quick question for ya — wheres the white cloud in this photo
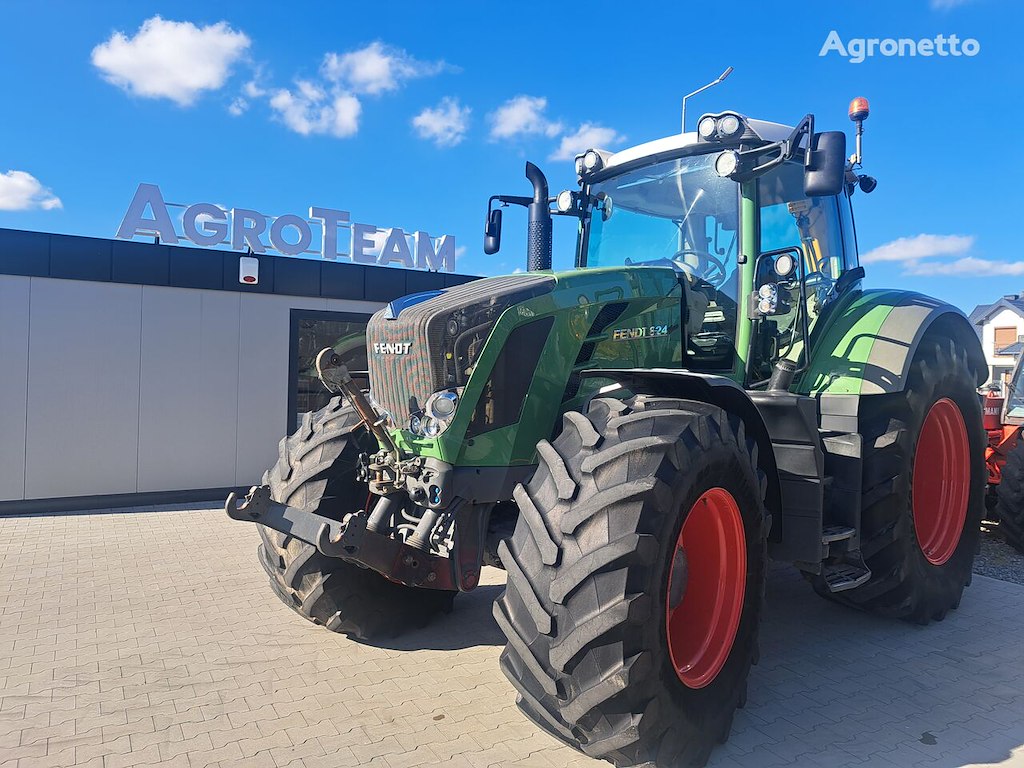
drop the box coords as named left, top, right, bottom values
left=228, top=78, right=268, bottom=116
left=91, top=16, right=250, bottom=106
left=489, top=96, right=563, bottom=140
left=242, top=80, right=265, bottom=99
left=906, top=257, right=1024, bottom=277
left=322, top=42, right=447, bottom=95
left=863, top=233, right=1024, bottom=277
left=550, top=123, right=626, bottom=161
left=412, top=97, right=470, bottom=147
left=0, top=170, right=62, bottom=211
left=269, top=81, right=361, bottom=138
left=860, top=233, right=974, bottom=264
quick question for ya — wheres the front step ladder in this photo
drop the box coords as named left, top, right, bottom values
left=822, top=563, right=871, bottom=592
left=820, top=528, right=870, bottom=592
left=822, top=525, right=856, bottom=545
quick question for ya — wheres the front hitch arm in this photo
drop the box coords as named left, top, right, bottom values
left=224, top=485, right=462, bottom=591
left=315, top=348, right=400, bottom=459
left=225, top=485, right=348, bottom=558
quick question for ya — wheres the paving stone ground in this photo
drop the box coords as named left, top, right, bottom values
left=1, top=505, right=1023, bottom=768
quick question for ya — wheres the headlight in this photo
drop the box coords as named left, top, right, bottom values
left=756, top=283, right=779, bottom=315
left=427, top=390, right=458, bottom=419
left=697, top=116, right=717, bottom=139
left=409, top=389, right=461, bottom=436
left=718, top=114, right=742, bottom=138
left=556, top=189, right=575, bottom=213
left=582, top=149, right=603, bottom=172
left=774, top=253, right=796, bottom=278
left=697, top=112, right=747, bottom=142
left=714, top=150, right=740, bottom=178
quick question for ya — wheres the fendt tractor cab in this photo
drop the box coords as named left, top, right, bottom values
left=227, top=74, right=986, bottom=767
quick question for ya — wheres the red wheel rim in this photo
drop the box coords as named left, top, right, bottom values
left=913, top=397, right=970, bottom=566
left=665, top=487, right=746, bottom=689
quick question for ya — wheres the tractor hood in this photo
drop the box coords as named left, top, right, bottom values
left=366, top=274, right=555, bottom=429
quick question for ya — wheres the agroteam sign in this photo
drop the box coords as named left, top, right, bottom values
left=115, top=183, right=457, bottom=272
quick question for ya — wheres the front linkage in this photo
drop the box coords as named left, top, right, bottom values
left=226, top=348, right=488, bottom=592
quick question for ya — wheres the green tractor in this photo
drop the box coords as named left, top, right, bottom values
left=227, top=93, right=986, bottom=767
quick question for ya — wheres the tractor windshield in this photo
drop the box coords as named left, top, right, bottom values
left=583, top=153, right=739, bottom=279
left=582, top=152, right=740, bottom=370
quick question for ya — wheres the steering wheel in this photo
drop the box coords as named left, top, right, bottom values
left=671, top=249, right=729, bottom=288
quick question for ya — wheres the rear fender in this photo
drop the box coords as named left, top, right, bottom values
left=799, top=290, right=986, bottom=396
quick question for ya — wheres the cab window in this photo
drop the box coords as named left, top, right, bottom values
left=838, top=190, right=859, bottom=267
left=759, top=162, right=845, bottom=281
left=748, top=162, right=847, bottom=384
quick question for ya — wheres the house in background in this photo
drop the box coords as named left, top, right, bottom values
left=970, top=293, right=1024, bottom=391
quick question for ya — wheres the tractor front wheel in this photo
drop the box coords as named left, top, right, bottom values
left=257, top=398, right=455, bottom=639
left=496, top=397, right=767, bottom=767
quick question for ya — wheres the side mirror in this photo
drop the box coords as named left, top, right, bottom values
left=484, top=208, right=502, bottom=255
left=804, top=131, right=847, bottom=197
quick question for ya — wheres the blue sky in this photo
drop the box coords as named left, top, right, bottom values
left=0, top=0, right=1018, bottom=312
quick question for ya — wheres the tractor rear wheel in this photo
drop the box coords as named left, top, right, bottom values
left=994, top=437, right=1024, bottom=552
left=256, top=398, right=455, bottom=639
left=496, top=397, right=767, bottom=768
left=812, top=331, right=984, bottom=623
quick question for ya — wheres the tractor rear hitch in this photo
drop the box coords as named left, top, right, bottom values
left=225, top=484, right=467, bottom=591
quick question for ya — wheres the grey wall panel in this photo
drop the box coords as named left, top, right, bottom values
left=136, top=287, right=240, bottom=492
left=234, top=293, right=326, bottom=485
left=24, top=279, right=142, bottom=498
left=0, top=276, right=30, bottom=500
left=9, top=275, right=384, bottom=503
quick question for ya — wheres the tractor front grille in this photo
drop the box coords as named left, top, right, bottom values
left=365, top=274, right=555, bottom=429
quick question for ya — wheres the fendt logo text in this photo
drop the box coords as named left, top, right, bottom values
left=373, top=342, right=412, bottom=355
left=820, top=30, right=980, bottom=64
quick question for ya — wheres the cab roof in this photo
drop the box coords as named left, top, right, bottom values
left=598, top=117, right=797, bottom=172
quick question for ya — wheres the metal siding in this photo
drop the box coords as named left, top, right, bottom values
left=24, top=279, right=142, bottom=498
left=112, top=240, right=170, bottom=285
left=0, top=276, right=30, bottom=500
left=0, top=230, right=49, bottom=276
left=136, top=287, right=240, bottom=492
left=234, top=293, right=326, bottom=486
left=0, top=262, right=390, bottom=505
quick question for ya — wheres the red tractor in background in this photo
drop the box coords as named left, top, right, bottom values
left=987, top=355, right=1024, bottom=551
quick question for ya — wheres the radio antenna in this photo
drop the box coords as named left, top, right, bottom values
left=681, top=66, right=733, bottom=133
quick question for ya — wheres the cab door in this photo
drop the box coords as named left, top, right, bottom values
left=747, top=161, right=851, bottom=383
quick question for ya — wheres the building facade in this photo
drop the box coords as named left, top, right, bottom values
left=0, top=228, right=476, bottom=512
left=969, top=294, right=1024, bottom=390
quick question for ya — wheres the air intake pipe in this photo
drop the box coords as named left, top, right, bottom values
left=525, top=161, right=552, bottom=272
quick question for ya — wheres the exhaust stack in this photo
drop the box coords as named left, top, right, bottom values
left=525, top=162, right=552, bottom=272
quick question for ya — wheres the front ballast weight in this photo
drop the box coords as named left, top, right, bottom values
left=225, top=483, right=480, bottom=591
